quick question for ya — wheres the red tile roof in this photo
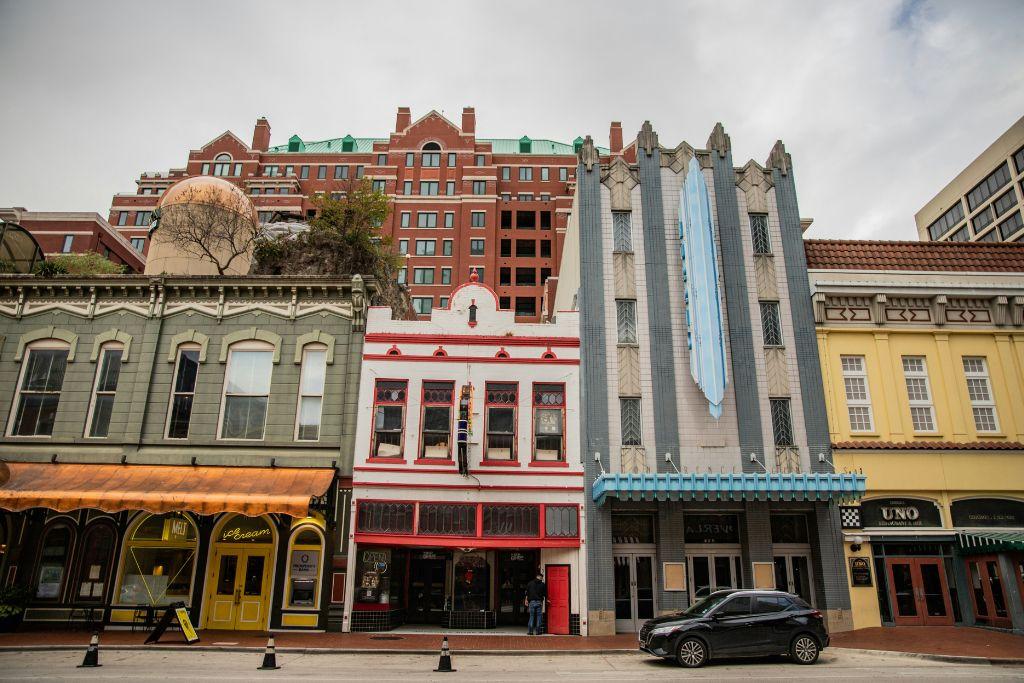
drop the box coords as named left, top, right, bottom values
left=833, top=441, right=1024, bottom=451
left=804, top=239, right=1024, bottom=272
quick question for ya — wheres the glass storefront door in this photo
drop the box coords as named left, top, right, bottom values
left=613, top=553, right=656, bottom=633
left=203, top=515, right=275, bottom=631
left=688, top=553, right=741, bottom=598
left=966, top=556, right=1011, bottom=629
left=773, top=554, right=814, bottom=605
left=885, top=557, right=953, bottom=626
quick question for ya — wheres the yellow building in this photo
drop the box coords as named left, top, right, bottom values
left=807, top=239, right=1024, bottom=633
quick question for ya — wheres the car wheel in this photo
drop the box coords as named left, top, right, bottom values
left=675, top=637, right=708, bottom=668
left=790, top=634, right=820, bottom=665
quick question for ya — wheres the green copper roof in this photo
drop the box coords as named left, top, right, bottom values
left=267, top=136, right=606, bottom=156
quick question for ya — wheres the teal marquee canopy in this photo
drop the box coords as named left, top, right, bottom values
left=593, top=472, right=866, bottom=505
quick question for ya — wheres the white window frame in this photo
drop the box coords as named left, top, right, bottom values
left=217, top=341, right=275, bottom=441
left=902, top=356, right=937, bottom=433
left=840, top=355, right=874, bottom=432
left=8, top=340, right=70, bottom=438
left=963, top=356, right=999, bottom=433
left=294, top=344, right=327, bottom=442
left=85, top=343, right=124, bottom=439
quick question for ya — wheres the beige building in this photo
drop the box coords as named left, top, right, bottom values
left=916, top=114, right=1024, bottom=243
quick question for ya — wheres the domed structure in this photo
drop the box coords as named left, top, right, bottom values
left=145, top=176, right=260, bottom=276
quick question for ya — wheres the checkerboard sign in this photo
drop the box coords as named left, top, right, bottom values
left=840, top=506, right=862, bottom=529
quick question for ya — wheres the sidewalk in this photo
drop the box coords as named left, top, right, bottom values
left=830, top=626, right=1024, bottom=662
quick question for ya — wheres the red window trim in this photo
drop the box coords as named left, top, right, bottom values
left=370, top=378, right=407, bottom=460
left=484, top=381, right=518, bottom=463
left=532, top=382, right=566, bottom=464
left=419, top=379, right=455, bottom=461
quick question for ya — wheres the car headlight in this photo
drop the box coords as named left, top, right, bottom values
left=649, top=625, right=677, bottom=637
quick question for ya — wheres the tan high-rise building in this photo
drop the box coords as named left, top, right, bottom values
left=916, top=114, right=1024, bottom=243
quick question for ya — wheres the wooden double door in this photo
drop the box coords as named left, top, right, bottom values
left=965, top=555, right=1012, bottom=629
left=885, top=557, right=954, bottom=625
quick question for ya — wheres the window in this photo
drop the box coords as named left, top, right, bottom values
left=417, top=212, right=438, bottom=228
left=335, top=165, right=348, bottom=180
left=471, top=211, right=486, bottom=228
left=926, top=202, right=965, bottom=241
left=422, top=152, right=440, bottom=167
left=86, top=345, right=123, bottom=438
left=540, top=211, right=552, bottom=229
left=620, top=398, right=642, bottom=445
left=11, top=346, right=69, bottom=437
left=518, top=193, right=534, bottom=201
left=769, top=398, right=794, bottom=446
left=545, top=505, right=578, bottom=537
left=516, top=211, right=536, bottom=229
left=963, top=357, right=999, bottom=433
left=420, top=181, right=439, bottom=196
left=750, top=214, right=771, bottom=254
left=413, top=267, right=434, bottom=284
left=482, top=505, right=539, bottom=537
left=540, top=267, right=551, bottom=283
left=372, top=380, right=407, bottom=457
left=475, top=154, right=486, bottom=166
left=501, top=210, right=512, bottom=229
left=421, top=381, right=454, bottom=458
left=317, top=165, right=327, bottom=180
left=540, top=240, right=551, bottom=258
left=993, top=189, right=1017, bottom=218
left=444, top=212, right=455, bottom=228
left=415, top=239, right=436, bottom=256
left=841, top=356, right=874, bottom=432
left=442, top=240, right=453, bottom=256
left=398, top=239, right=409, bottom=255
left=613, top=212, right=632, bottom=252
left=412, top=297, right=432, bottom=315
left=515, top=268, right=535, bottom=286
left=473, top=180, right=486, bottom=195
left=999, top=211, right=1023, bottom=240
left=405, top=152, right=415, bottom=167
left=220, top=345, right=273, bottom=440
left=514, top=296, right=535, bottom=316
left=760, top=302, right=783, bottom=346
left=446, top=181, right=455, bottom=196
left=447, top=152, right=457, bottom=167
left=35, top=524, right=71, bottom=599
left=516, top=239, right=536, bottom=257
left=263, top=165, right=279, bottom=177
left=117, top=513, right=197, bottom=606
left=972, top=207, right=994, bottom=232
left=372, top=179, right=387, bottom=193
left=166, top=346, right=199, bottom=439
left=441, top=267, right=452, bottom=285
left=439, top=296, right=449, bottom=308
left=616, top=300, right=637, bottom=344
left=499, top=296, right=510, bottom=310
left=533, top=383, right=565, bottom=461
left=519, top=167, right=533, bottom=181
left=397, top=267, right=407, bottom=284
left=357, top=501, right=414, bottom=534
left=471, top=267, right=485, bottom=283
left=967, top=162, right=1012, bottom=211
left=59, top=235, right=74, bottom=253
left=285, top=527, right=323, bottom=608
left=500, top=267, right=511, bottom=286
left=559, top=167, right=568, bottom=182
left=950, top=226, right=969, bottom=242
left=117, top=211, right=128, bottom=226
left=902, top=356, right=936, bottom=432
left=356, top=165, right=364, bottom=178
left=1015, top=146, right=1024, bottom=174
left=485, top=383, right=517, bottom=460
left=130, top=237, right=145, bottom=252
left=374, top=154, right=385, bottom=166
left=470, top=239, right=485, bottom=255
left=75, top=524, right=115, bottom=603
left=201, top=163, right=210, bottom=175
left=134, top=211, right=152, bottom=226
left=540, top=193, right=550, bottom=202
left=418, top=503, right=476, bottom=536
left=400, top=212, right=411, bottom=228
left=540, top=167, right=549, bottom=182
left=501, top=167, right=511, bottom=181
left=296, top=346, right=326, bottom=441
left=212, top=154, right=232, bottom=177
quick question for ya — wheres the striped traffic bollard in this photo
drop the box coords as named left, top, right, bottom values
left=258, top=636, right=281, bottom=670
left=77, top=632, right=102, bottom=668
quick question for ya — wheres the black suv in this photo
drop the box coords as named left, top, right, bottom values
left=639, top=589, right=829, bottom=668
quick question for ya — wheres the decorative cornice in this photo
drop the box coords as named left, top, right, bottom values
left=706, top=122, right=730, bottom=158
left=766, top=140, right=790, bottom=176
left=637, top=121, right=658, bottom=158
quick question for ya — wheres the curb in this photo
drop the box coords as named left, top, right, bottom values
left=0, top=644, right=640, bottom=656
left=830, top=646, right=1024, bottom=666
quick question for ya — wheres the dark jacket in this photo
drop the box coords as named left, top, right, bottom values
left=526, top=578, right=546, bottom=602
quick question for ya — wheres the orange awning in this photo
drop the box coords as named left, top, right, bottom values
left=0, top=462, right=334, bottom=518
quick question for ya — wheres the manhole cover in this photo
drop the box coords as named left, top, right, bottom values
left=369, top=635, right=405, bottom=640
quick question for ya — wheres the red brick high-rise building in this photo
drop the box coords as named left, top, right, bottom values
left=107, top=107, right=610, bottom=320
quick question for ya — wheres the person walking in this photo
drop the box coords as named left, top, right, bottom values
left=525, top=570, right=546, bottom=635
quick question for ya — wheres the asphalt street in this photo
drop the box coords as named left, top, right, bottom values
left=0, top=648, right=1021, bottom=682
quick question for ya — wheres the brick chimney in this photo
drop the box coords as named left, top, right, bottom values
left=395, top=106, right=412, bottom=132
left=609, top=121, right=623, bottom=154
left=252, top=117, right=271, bottom=151
left=462, top=107, right=476, bottom=134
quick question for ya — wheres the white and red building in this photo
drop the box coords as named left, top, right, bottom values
left=342, top=273, right=585, bottom=634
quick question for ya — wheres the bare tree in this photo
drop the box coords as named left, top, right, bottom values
left=155, top=185, right=262, bottom=275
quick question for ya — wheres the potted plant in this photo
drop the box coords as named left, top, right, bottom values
left=0, top=585, right=31, bottom=632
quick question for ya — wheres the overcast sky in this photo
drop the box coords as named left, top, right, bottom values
left=1, top=0, right=1022, bottom=240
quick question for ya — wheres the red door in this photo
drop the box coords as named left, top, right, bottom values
left=966, top=556, right=1012, bottom=629
left=545, top=565, right=570, bottom=635
left=885, top=558, right=954, bottom=626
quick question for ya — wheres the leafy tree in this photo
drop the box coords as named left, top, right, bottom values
left=252, top=179, right=409, bottom=317
left=33, top=252, right=127, bottom=276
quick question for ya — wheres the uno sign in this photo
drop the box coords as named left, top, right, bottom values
left=861, top=498, right=942, bottom=528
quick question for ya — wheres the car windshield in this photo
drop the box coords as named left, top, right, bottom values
left=680, top=593, right=732, bottom=617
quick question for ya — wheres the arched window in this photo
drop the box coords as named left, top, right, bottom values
left=117, top=512, right=198, bottom=606
left=295, top=344, right=327, bottom=441
left=422, top=142, right=441, bottom=168
left=213, top=154, right=233, bottom=177
left=285, top=526, right=324, bottom=609
left=36, top=522, right=73, bottom=599
left=75, top=523, right=116, bottom=602
left=422, top=142, right=441, bottom=151
left=10, top=341, right=70, bottom=437
left=219, top=341, right=275, bottom=440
